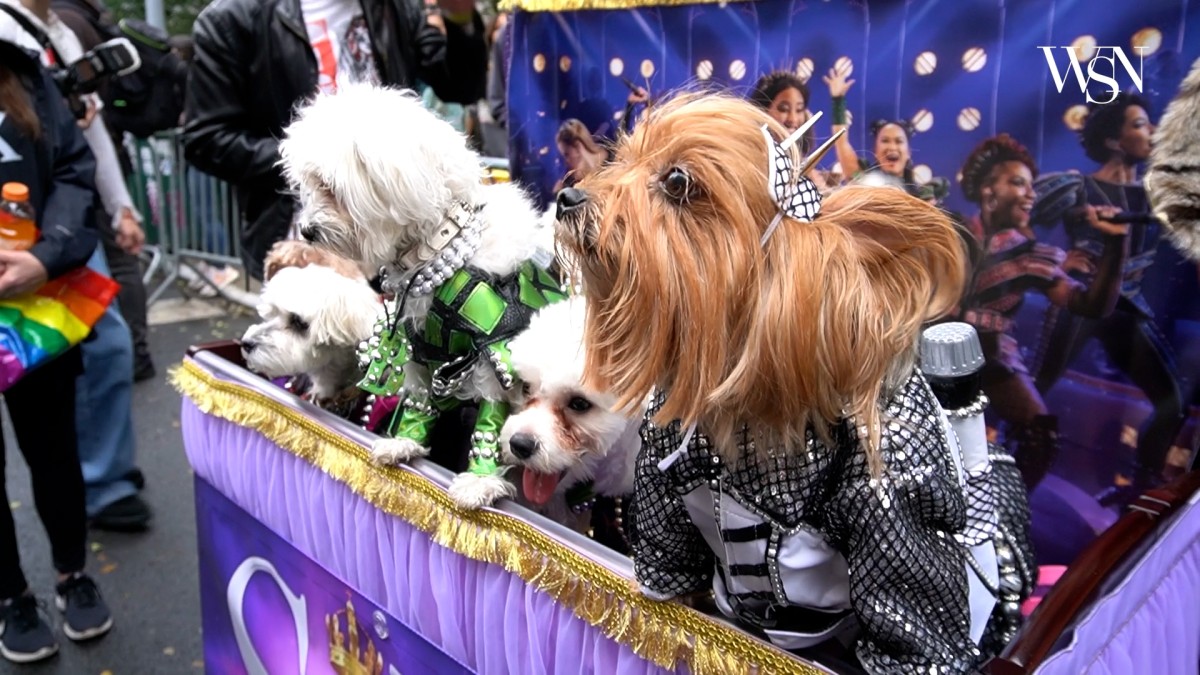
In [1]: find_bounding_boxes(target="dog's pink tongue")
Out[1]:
[522,470,561,507]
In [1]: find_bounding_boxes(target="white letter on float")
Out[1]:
[227,556,309,675]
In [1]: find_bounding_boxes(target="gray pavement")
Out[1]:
[4,303,254,675]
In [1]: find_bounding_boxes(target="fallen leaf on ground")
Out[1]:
[192,660,204,669]
[90,542,103,552]
[100,563,118,574]
[163,646,176,656]
[101,670,113,675]
[9,501,18,510]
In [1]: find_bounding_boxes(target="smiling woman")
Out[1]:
[748,70,813,155]
[955,133,1129,493]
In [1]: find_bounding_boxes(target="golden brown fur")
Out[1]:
[556,93,964,471]
[263,240,366,282]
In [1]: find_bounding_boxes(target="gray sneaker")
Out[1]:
[54,574,112,641]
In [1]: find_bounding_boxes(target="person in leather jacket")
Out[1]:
[181,0,488,281]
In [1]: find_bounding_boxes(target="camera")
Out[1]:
[51,38,141,120]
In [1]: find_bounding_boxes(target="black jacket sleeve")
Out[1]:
[417,10,487,105]
[31,67,98,280]
[181,3,280,184]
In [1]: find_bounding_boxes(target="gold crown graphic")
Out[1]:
[327,596,386,675]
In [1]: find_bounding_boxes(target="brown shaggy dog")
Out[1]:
[556,93,965,469]
[263,239,367,282]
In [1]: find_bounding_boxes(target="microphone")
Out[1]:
[1097,211,1159,225]
[921,321,988,473]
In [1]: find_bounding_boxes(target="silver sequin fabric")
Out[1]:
[628,370,1032,674]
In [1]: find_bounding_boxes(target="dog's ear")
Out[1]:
[309,278,383,347]
[714,185,965,471]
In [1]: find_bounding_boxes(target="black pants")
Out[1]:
[98,211,151,367]
[1036,306,1185,478]
[0,348,88,600]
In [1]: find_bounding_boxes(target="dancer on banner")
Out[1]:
[553,84,649,193]
[957,134,1129,491]
[749,70,814,155]
[1032,93,1186,505]
[553,119,610,193]
[822,67,949,206]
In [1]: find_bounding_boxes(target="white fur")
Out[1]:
[242,265,383,400]
[280,84,553,508]
[499,299,643,525]
[448,473,517,510]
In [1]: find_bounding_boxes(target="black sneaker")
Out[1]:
[0,594,58,663]
[54,574,112,641]
[133,357,157,383]
[90,494,152,532]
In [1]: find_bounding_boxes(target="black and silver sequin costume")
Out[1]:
[627,371,1034,674]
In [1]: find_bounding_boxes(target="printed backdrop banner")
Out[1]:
[508,0,1199,214]
[508,0,1200,566]
[194,476,472,675]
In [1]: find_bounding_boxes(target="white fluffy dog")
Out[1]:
[241,264,383,411]
[279,84,567,508]
[500,299,642,527]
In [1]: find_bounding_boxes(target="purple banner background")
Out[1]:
[195,475,472,675]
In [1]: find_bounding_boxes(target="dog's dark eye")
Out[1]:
[521,381,532,397]
[660,167,693,203]
[289,314,310,333]
[567,396,592,412]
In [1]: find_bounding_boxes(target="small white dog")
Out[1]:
[241,264,382,415]
[500,299,642,528]
[279,84,567,508]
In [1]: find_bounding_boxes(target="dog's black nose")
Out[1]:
[509,433,539,460]
[299,225,320,243]
[241,340,257,354]
[555,188,588,220]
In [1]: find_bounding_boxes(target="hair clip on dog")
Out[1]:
[761,111,846,245]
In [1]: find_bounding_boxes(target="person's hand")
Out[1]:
[822,67,855,98]
[1062,249,1096,275]
[77,97,98,129]
[0,250,48,299]
[1079,204,1129,236]
[425,9,446,34]
[116,208,146,255]
[627,86,649,106]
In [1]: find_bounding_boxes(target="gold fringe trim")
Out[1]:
[172,360,824,675]
[499,0,750,13]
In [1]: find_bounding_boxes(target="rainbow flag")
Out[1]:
[0,268,119,391]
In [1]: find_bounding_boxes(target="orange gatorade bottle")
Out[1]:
[0,182,38,251]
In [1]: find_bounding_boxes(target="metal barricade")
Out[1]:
[124,130,251,307]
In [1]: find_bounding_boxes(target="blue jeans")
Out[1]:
[75,244,138,516]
